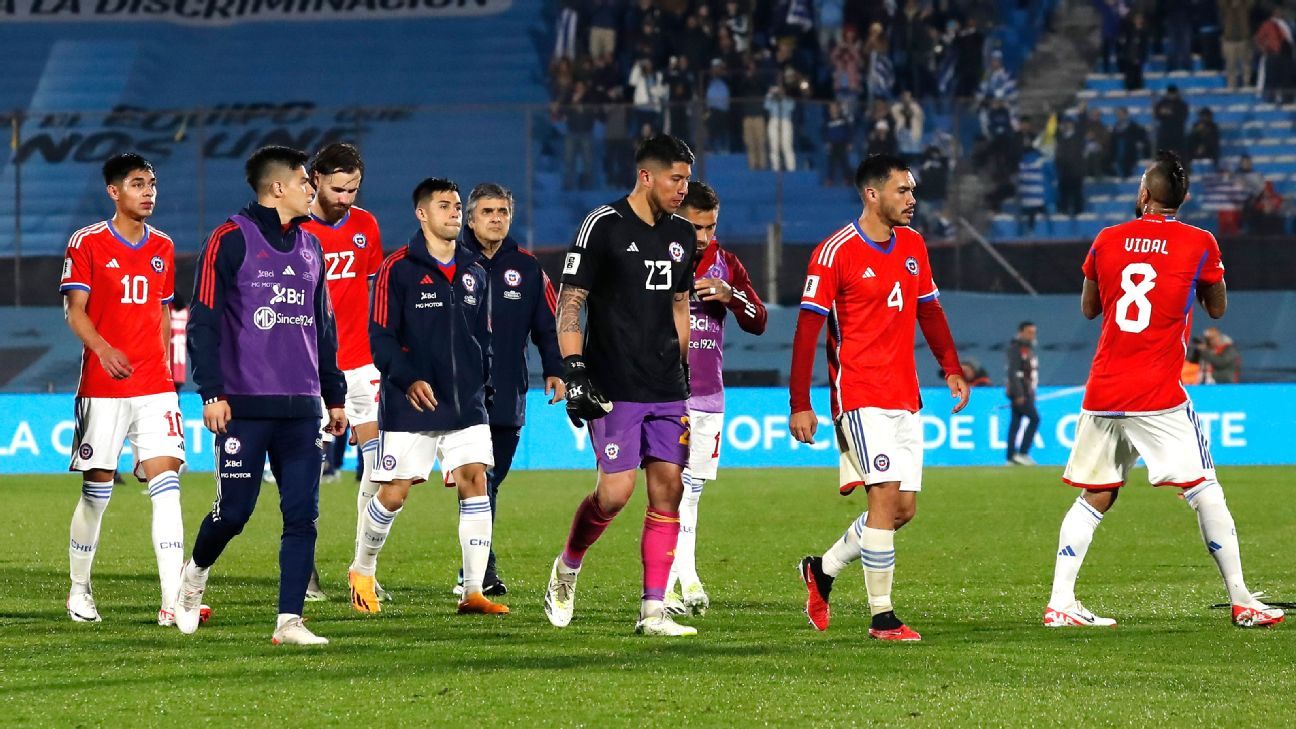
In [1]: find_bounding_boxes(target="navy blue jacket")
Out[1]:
[370,232,492,433]
[188,202,345,420]
[463,228,564,427]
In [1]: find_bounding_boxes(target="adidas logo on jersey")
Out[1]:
[283,265,296,276]
[106,259,121,269]
[1058,545,1077,557]
[420,274,435,285]
[862,267,876,279]
[626,242,639,252]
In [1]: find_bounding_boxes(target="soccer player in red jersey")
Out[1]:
[1045,151,1283,629]
[789,154,969,641]
[58,154,189,626]
[301,143,386,602]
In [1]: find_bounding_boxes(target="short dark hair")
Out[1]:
[412,177,459,207]
[1145,150,1189,209]
[245,146,309,192]
[466,182,513,218]
[635,134,695,168]
[310,142,364,177]
[102,153,153,186]
[854,154,910,193]
[681,180,719,211]
[1019,321,1035,332]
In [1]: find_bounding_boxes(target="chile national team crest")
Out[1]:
[301,247,315,265]
[668,242,685,262]
[904,256,919,276]
[150,256,165,273]
[78,443,94,460]
[503,269,522,287]
[352,233,368,248]
[461,273,477,292]
[223,437,241,455]
[604,443,620,461]
[874,454,891,472]
[382,454,397,471]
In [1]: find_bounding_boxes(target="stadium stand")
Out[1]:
[992,53,1296,241]
[0,7,553,257]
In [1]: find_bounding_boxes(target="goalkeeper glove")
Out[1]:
[563,355,613,427]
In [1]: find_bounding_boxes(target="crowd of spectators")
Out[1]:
[548,0,1023,204]
[1098,1,1296,100]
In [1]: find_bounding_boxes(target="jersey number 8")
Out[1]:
[1114,262,1157,333]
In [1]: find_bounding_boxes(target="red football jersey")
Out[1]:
[800,222,940,416]
[59,221,176,398]
[1081,214,1224,414]
[303,206,384,370]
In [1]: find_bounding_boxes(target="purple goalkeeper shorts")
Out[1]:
[588,400,690,474]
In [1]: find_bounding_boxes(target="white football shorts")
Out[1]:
[835,407,923,494]
[69,392,187,479]
[1063,403,1216,489]
[344,364,381,426]
[371,424,494,484]
[686,410,724,480]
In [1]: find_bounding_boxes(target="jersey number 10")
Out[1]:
[1114,262,1157,333]
[119,275,149,304]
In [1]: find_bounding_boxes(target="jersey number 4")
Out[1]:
[886,281,903,311]
[1114,262,1157,333]
[325,251,356,281]
[644,260,672,290]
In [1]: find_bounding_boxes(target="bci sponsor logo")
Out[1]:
[270,285,306,305]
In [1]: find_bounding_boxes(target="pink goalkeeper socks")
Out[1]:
[641,507,681,601]
[561,493,616,570]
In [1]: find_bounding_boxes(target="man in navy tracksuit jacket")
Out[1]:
[347,177,508,615]
[177,146,347,645]
[460,183,565,595]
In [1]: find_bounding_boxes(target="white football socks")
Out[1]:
[822,511,868,577]
[147,471,184,609]
[669,470,704,590]
[351,498,399,576]
[459,496,493,595]
[860,526,896,616]
[69,480,113,590]
[354,439,379,550]
[1185,481,1253,605]
[1049,495,1105,608]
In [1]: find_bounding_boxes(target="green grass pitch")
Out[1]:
[1,466,1293,726]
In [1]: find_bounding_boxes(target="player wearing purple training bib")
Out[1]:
[664,182,767,617]
[543,135,699,637]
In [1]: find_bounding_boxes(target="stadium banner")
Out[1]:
[0,0,511,26]
[1,384,1293,474]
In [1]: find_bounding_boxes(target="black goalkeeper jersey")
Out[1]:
[560,196,696,403]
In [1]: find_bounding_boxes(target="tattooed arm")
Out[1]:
[557,284,589,358]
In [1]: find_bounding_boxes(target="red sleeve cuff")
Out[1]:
[789,308,826,413]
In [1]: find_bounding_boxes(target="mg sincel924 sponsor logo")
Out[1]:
[253,307,314,331]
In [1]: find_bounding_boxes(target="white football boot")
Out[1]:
[271,616,328,645]
[543,556,577,628]
[1043,601,1117,627]
[67,588,101,623]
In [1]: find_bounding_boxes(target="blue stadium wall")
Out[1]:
[1,385,1292,474]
